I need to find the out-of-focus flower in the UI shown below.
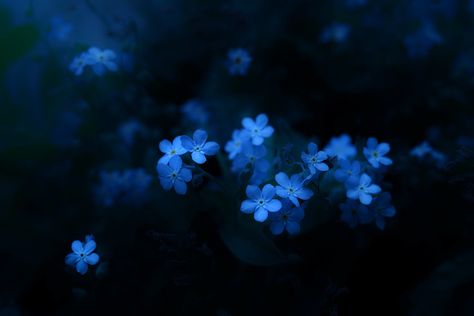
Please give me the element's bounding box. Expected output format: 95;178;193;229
84;47;118;76
48;17;72;42
65;235;100;275
158;136;187;165
181;100;209;125
339;199;370;228
363;137;393;168
269;199;304;235
157;156;193;195
241;184;282;222
368;192;396;230
334;159;361;184
225;129;251;160
346;173;381;205
242;114;274;146
301;142;329;174
404;21;443;59
118;119;144;146
227;48;252;76
232;143;270;173
181;130;220;164
70;53;88;76
411;141;446;167
275;172;314;207
321;23;351;44
325;134;357;160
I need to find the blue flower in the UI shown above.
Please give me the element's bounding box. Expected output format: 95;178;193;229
324;134;357;160
363;137;393;168
404;21;442;59
157;156;192;195
225;129;251;160
118;119;144;146
227;48;252;76
368;192;396;230
301;142;329;174
158;136;187;164
334;159;361;184
269;199;305;235
321;23;351;44
232;143;270;173
241;184;282;222
181;130;220;164
346;173;381;205
410;141;446;167
84;47;118;76
65;236;100;275
275;172;314;207
181;99;209;125
242;114;274;146
70;53;88;76
339;199;370;228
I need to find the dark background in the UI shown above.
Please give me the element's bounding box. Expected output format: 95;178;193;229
0;0;473;315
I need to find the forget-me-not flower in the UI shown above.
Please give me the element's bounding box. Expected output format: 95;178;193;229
269;199;305;235
368;192;396;230
227;48;252;76
181;130;220;164
118;119;144;146
321;23;351;44
334;159;361;185
339;199;370;228
242;114;274;146
84;47;118;76
181;99;209;125
157;156;193;195
225;129;251;160
70;53;88;76
232;143;270;173
301;142;329;174
324;134;357;160
158;136;187;164
404;21;443;59
65;235;100;275
363;137;393;168
347;173;381;205
275;172;314;207
241;184;282;222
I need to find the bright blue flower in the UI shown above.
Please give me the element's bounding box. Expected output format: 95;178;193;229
157;156;192;195
334;159;361;184
346;173;381;205
70;53;88;76
232;143;270;173
225;129;251;160
181;130;220;164
301;142;329;174
65;236;100;275
275;172;314;207
242;114;274;146
339;199;370;228
363;137;393;168
227;48;252;76
269;199;305;235
320;23;351;44
158;136;187;165
404;21;442;59
368;192;396;230
324;134;357;160
181;99;209;125
84;47;118;76
241;184;282;222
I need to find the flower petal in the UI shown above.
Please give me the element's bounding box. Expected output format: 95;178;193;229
260;126;274;138
366;184;381;194
180;136;195;151
76;261;89;275
286;221;301;235
275;172;290;188
203;142;220;155
254;209;268;222
85;253;100;265
83;240;96;255
242;117;255;130
252;136;264;146
261;184;275;200
241;200;257;213
159;140;172;153
193;129;208;145
169;156;183;170
360;193;373;205
192;152;207;164
255;114;268;128
71;241;83;254
65;253;80;266
360;173;371;186
265;199;282;212
246;185;261;200
296;188;313;200
174;179;187;195
179;168;193;182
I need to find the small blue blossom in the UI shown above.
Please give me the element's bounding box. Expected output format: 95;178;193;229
181;99;209;125
275;172;314;207
242;114;274;146
324;134;357;160
334;159;361;184
158;136;187;165
70;53;88;76
339;199;370;228
269;199;305;235
65;235;100;275
227;48;252;76
368;192;396;230
225;129;251;160
84;47;118;76
320;23;351;44
157;156;193;195
301;142;329;174
404;21;443;59
181;130;220;164
232;143;270;173
241;184;282;222
346;173;381;205
363;137;393;168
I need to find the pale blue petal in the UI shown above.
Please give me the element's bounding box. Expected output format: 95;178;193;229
157;163;172;176
158;155;171;165
316;163;329;171
261;184;275;200
360;174;371;186
65;253;80;266
254;209;268;222
241;200;257;213
275;172;290;187
242;117;255;130
266;199;282;212
289;196;300;207
159;177;173;190
379;157;393;166
360;193;372;205
296;188;313;200
367;137;378;149
83;240;96;255
192;152;207;164
203;142;220;155
174;179;187;195
85;253;100;265
76;261;89;275
308;142;318;154
347;189;359;199
366;184;381;194
255;114;268;128
260;126;274;138
276;187;289;198
180;136;195;151
246;185;261;200
179;168;192;182
159;140;172;153
169;156;183;170
71;240;83;254
377;143;390;155
193;129;208;145
252;136;264;146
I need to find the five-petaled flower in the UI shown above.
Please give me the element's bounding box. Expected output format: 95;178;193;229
301;142;329;174
334;159;361;185
157;156;193;195
84;47;118;76
65;235;100;275
269;199;305;235
346;173;381;205
158;136;187;165
363;137;393;168
227;48;252;76
242;114;274;146
241;184;282;222
225;130;250;160
324;134;357;160
275;172;314;207
181;130;220;164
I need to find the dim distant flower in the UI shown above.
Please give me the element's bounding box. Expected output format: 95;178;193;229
339;199;370;228
158;136;187;165
320;23;351;44
118;119;144;146
70;53;88;76
232;143;270;174
334;159;361;184
84;47;118;76
181;99;209;125
275;172;314;207
242;114;274;146
368;192;396;230
404;21;443;59
48;17;72;42
301;142;329;174
325;134;357;160
65;236;100;275
411;141;446;167
157;156;192;195
363;137;393;168
241;184;282;222
225;129;251;160
346;173;381;205
181;130;220;164
269;199;305;235
227;48;252;76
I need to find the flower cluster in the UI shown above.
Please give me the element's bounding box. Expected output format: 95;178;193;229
70;47;118;76
65;235;100;275
156;130;220;195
